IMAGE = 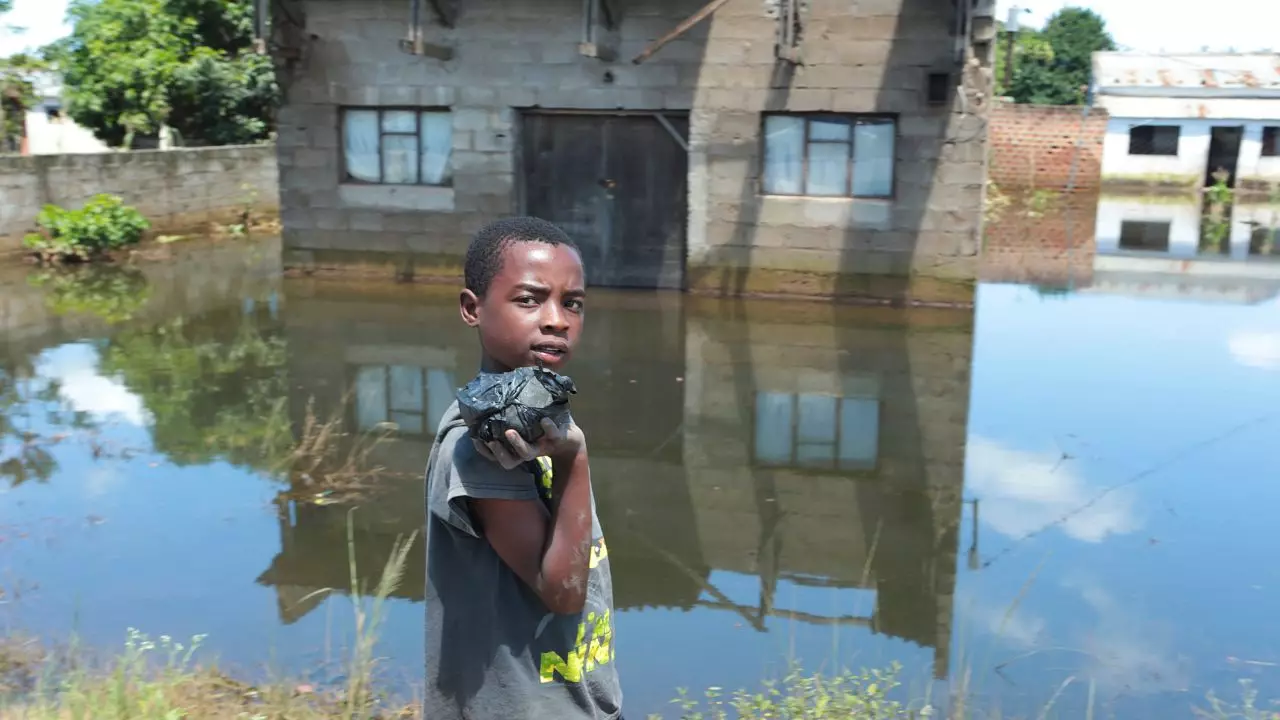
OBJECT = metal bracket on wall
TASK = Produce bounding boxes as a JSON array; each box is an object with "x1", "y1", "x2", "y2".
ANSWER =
[
  {"x1": 579, "y1": 0, "x2": 618, "y2": 61},
  {"x1": 775, "y1": 0, "x2": 803, "y2": 63},
  {"x1": 402, "y1": 0, "x2": 455, "y2": 59},
  {"x1": 653, "y1": 113, "x2": 689, "y2": 153}
]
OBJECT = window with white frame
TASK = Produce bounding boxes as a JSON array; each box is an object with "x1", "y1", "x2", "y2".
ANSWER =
[
  {"x1": 762, "y1": 114, "x2": 896, "y2": 198},
  {"x1": 753, "y1": 391, "x2": 880, "y2": 471},
  {"x1": 341, "y1": 108, "x2": 453, "y2": 186},
  {"x1": 352, "y1": 364, "x2": 457, "y2": 437}
]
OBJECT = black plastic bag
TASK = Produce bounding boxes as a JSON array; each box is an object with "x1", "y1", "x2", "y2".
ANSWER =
[{"x1": 456, "y1": 365, "x2": 577, "y2": 451}]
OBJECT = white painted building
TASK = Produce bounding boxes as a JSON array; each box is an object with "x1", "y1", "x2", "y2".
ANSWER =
[
  {"x1": 21, "y1": 73, "x2": 109, "y2": 155},
  {"x1": 1092, "y1": 52, "x2": 1280, "y2": 196}
]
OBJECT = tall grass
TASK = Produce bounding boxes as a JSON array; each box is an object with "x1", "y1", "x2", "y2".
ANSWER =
[{"x1": 0, "y1": 512, "x2": 419, "y2": 720}]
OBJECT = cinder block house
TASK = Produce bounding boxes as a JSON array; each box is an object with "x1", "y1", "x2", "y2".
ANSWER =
[{"x1": 263, "y1": 0, "x2": 996, "y2": 301}]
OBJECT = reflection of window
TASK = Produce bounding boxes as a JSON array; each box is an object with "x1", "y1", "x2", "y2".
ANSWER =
[
  {"x1": 1118, "y1": 221, "x2": 1171, "y2": 252},
  {"x1": 353, "y1": 365, "x2": 456, "y2": 436},
  {"x1": 1251, "y1": 227, "x2": 1278, "y2": 256},
  {"x1": 1128, "y1": 125, "x2": 1180, "y2": 156},
  {"x1": 341, "y1": 107, "x2": 453, "y2": 185},
  {"x1": 762, "y1": 114, "x2": 895, "y2": 198},
  {"x1": 753, "y1": 391, "x2": 880, "y2": 470},
  {"x1": 1263, "y1": 127, "x2": 1280, "y2": 158}
]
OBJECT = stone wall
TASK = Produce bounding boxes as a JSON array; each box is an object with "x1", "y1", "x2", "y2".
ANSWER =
[
  {"x1": 988, "y1": 101, "x2": 1108, "y2": 192},
  {"x1": 0, "y1": 145, "x2": 279, "y2": 249},
  {"x1": 275, "y1": 0, "x2": 994, "y2": 302}
]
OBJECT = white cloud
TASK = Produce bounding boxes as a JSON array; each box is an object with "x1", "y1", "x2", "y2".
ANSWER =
[
  {"x1": 966, "y1": 436, "x2": 1140, "y2": 543},
  {"x1": 37, "y1": 344, "x2": 149, "y2": 426},
  {"x1": 1229, "y1": 331, "x2": 1280, "y2": 370}
]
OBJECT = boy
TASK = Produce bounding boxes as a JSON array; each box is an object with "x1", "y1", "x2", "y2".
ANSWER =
[{"x1": 424, "y1": 216, "x2": 622, "y2": 719}]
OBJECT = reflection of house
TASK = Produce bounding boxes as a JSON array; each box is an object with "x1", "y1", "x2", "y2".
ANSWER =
[
  {"x1": 265, "y1": 0, "x2": 995, "y2": 298},
  {"x1": 681, "y1": 297, "x2": 973, "y2": 679},
  {"x1": 1088, "y1": 197, "x2": 1280, "y2": 304},
  {"x1": 262, "y1": 282, "x2": 975, "y2": 679},
  {"x1": 1093, "y1": 53, "x2": 1280, "y2": 196}
]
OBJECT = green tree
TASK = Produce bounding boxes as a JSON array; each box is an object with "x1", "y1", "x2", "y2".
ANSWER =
[
  {"x1": 50, "y1": 0, "x2": 277, "y2": 148},
  {"x1": 1003, "y1": 7, "x2": 1116, "y2": 105},
  {"x1": 0, "y1": 53, "x2": 46, "y2": 150},
  {"x1": 97, "y1": 307, "x2": 293, "y2": 472}
]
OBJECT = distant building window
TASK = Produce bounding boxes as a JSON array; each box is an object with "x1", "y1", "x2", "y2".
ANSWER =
[
  {"x1": 753, "y1": 391, "x2": 880, "y2": 470},
  {"x1": 1128, "y1": 125, "x2": 1180, "y2": 156},
  {"x1": 341, "y1": 108, "x2": 452, "y2": 186},
  {"x1": 762, "y1": 114, "x2": 895, "y2": 198},
  {"x1": 1262, "y1": 127, "x2": 1280, "y2": 158},
  {"x1": 353, "y1": 364, "x2": 456, "y2": 437},
  {"x1": 1118, "y1": 221, "x2": 1171, "y2": 252}
]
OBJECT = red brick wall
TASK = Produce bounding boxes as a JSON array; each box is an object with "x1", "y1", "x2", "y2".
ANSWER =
[
  {"x1": 989, "y1": 101, "x2": 1109, "y2": 192},
  {"x1": 980, "y1": 191, "x2": 1098, "y2": 288}
]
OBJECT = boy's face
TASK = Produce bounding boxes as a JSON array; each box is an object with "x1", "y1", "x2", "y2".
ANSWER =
[{"x1": 461, "y1": 241, "x2": 585, "y2": 373}]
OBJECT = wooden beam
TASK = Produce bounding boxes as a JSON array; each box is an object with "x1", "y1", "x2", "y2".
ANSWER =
[
  {"x1": 631, "y1": 0, "x2": 734, "y2": 65},
  {"x1": 399, "y1": 38, "x2": 455, "y2": 61},
  {"x1": 598, "y1": 0, "x2": 619, "y2": 29},
  {"x1": 427, "y1": 0, "x2": 457, "y2": 28}
]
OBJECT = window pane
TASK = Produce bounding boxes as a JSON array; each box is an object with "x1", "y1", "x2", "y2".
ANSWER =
[
  {"x1": 838, "y1": 398, "x2": 879, "y2": 469},
  {"x1": 796, "y1": 443, "x2": 835, "y2": 468},
  {"x1": 763, "y1": 115, "x2": 804, "y2": 194},
  {"x1": 381, "y1": 109, "x2": 417, "y2": 133},
  {"x1": 852, "y1": 120, "x2": 895, "y2": 197},
  {"x1": 809, "y1": 117, "x2": 851, "y2": 141},
  {"x1": 426, "y1": 369, "x2": 456, "y2": 433},
  {"x1": 805, "y1": 141, "x2": 850, "y2": 196},
  {"x1": 382, "y1": 134, "x2": 419, "y2": 184},
  {"x1": 1118, "y1": 221, "x2": 1171, "y2": 252},
  {"x1": 354, "y1": 365, "x2": 387, "y2": 431},
  {"x1": 420, "y1": 111, "x2": 453, "y2": 185},
  {"x1": 754, "y1": 392, "x2": 794, "y2": 464},
  {"x1": 796, "y1": 393, "x2": 837, "y2": 445},
  {"x1": 389, "y1": 365, "x2": 424, "y2": 413},
  {"x1": 343, "y1": 109, "x2": 380, "y2": 182},
  {"x1": 390, "y1": 410, "x2": 425, "y2": 436}
]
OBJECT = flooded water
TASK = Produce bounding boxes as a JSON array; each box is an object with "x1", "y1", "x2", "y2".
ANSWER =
[{"x1": 2, "y1": 199, "x2": 1280, "y2": 718}]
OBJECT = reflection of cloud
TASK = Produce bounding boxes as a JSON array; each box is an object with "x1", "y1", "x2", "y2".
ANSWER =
[
  {"x1": 1229, "y1": 331, "x2": 1280, "y2": 370},
  {"x1": 84, "y1": 465, "x2": 122, "y2": 498},
  {"x1": 966, "y1": 436, "x2": 1140, "y2": 543},
  {"x1": 1063, "y1": 575, "x2": 1191, "y2": 695},
  {"x1": 37, "y1": 344, "x2": 148, "y2": 426}
]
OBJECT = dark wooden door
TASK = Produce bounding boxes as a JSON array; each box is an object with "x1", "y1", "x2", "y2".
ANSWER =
[{"x1": 521, "y1": 113, "x2": 688, "y2": 289}]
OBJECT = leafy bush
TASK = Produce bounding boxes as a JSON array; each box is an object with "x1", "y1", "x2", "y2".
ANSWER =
[
  {"x1": 23, "y1": 194, "x2": 151, "y2": 262},
  {"x1": 665, "y1": 663, "x2": 911, "y2": 720}
]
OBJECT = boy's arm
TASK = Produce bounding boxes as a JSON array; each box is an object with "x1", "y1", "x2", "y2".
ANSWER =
[{"x1": 472, "y1": 446, "x2": 593, "y2": 615}]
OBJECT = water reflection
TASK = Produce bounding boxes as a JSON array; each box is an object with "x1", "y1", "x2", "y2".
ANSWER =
[
  {"x1": 253, "y1": 282, "x2": 974, "y2": 705},
  {"x1": 4, "y1": 224, "x2": 1280, "y2": 717}
]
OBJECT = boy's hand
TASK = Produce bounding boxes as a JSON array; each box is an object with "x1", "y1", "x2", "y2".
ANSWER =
[{"x1": 474, "y1": 417, "x2": 585, "y2": 470}]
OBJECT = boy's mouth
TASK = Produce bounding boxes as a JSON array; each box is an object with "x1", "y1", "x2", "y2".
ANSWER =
[{"x1": 530, "y1": 342, "x2": 569, "y2": 363}]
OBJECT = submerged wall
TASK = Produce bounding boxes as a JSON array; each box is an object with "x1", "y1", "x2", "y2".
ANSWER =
[{"x1": 0, "y1": 145, "x2": 280, "y2": 250}]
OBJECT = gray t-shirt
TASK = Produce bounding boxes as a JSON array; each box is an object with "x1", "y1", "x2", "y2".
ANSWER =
[{"x1": 424, "y1": 401, "x2": 622, "y2": 720}]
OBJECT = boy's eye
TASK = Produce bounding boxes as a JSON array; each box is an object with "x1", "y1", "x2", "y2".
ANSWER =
[
  {"x1": 565, "y1": 299, "x2": 584, "y2": 312},
  {"x1": 515, "y1": 296, "x2": 538, "y2": 307}
]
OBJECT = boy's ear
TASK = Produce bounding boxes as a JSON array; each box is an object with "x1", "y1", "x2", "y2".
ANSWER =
[{"x1": 459, "y1": 289, "x2": 481, "y2": 327}]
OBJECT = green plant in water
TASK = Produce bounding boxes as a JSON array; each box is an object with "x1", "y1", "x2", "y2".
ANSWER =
[
  {"x1": 1023, "y1": 188, "x2": 1059, "y2": 219},
  {"x1": 23, "y1": 195, "x2": 150, "y2": 263},
  {"x1": 659, "y1": 662, "x2": 909, "y2": 720},
  {"x1": 27, "y1": 265, "x2": 152, "y2": 324}
]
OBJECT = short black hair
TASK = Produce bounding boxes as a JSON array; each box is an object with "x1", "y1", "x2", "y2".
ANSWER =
[{"x1": 464, "y1": 216, "x2": 578, "y2": 297}]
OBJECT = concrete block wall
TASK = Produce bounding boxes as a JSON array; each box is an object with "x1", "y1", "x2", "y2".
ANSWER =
[
  {"x1": 0, "y1": 145, "x2": 279, "y2": 250},
  {"x1": 988, "y1": 101, "x2": 1108, "y2": 192},
  {"x1": 276, "y1": 0, "x2": 992, "y2": 302},
  {"x1": 277, "y1": 0, "x2": 717, "y2": 278},
  {"x1": 687, "y1": 0, "x2": 992, "y2": 302}
]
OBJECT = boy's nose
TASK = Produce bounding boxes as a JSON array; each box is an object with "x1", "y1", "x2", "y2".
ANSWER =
[{"x1": 541, "y1": 305, "x2": 570, "y2": 332}]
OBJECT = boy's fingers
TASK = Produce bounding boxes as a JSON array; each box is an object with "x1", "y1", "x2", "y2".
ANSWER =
[
  {"x1": 504, "y1": 430, "x2": 535, "y2": 461},
  {"x1": 486, "y1": 440, "x2": 518, "y2": 469},
  {"x1": 473, "y1": 439, "x2": 496, "y2": 461},
  {"x1": 539, "y1": 417, "x2": 562, "y2": 440}
]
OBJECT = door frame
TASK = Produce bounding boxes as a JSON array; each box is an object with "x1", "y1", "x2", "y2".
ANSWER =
[
  {"x1": 1204, "y1": 125, "x2": 1245, "y2": 189},
  {"x1": 514, "y1": 110, "x2": 692, "y2": 288}
]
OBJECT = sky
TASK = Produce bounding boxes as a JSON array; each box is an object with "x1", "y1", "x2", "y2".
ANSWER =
[{"x1": 2, "y1": 0, "x2": 1277, "y2": 57}]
